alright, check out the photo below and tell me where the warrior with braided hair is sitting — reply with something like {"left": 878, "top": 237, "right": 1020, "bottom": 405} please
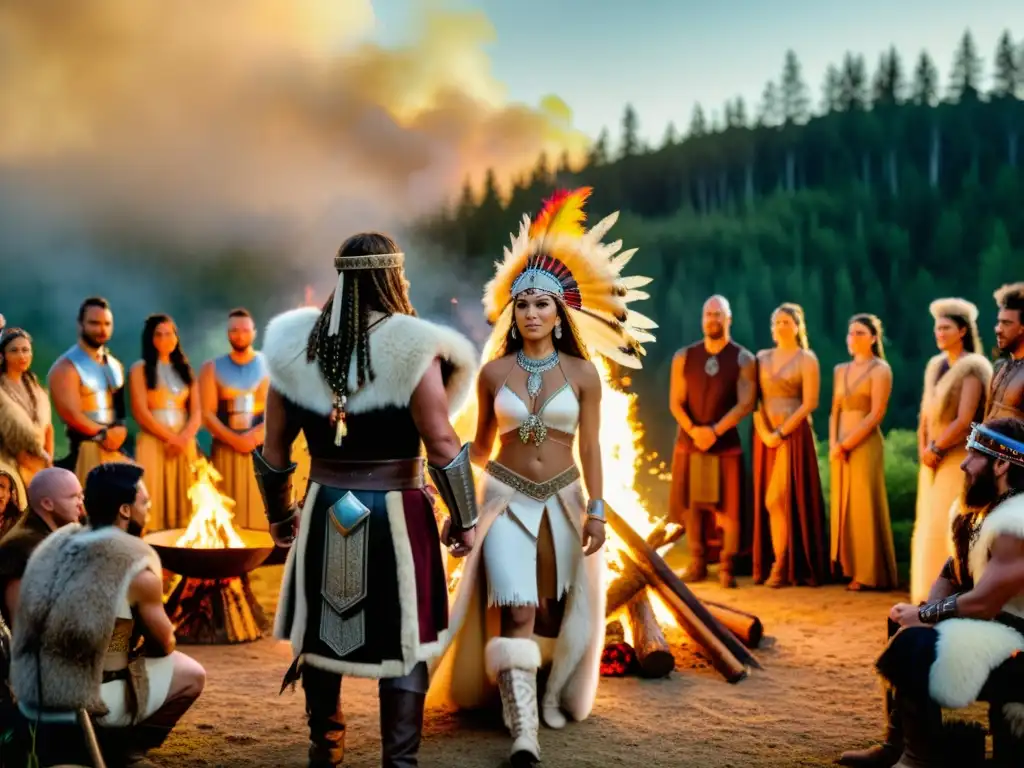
{"left": 254, "top": 232, "right": 479, "bottom": 767}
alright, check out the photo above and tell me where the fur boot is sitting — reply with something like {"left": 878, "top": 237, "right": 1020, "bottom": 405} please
{"left": 486, "top": 637, "right": 541, "bottom": 765}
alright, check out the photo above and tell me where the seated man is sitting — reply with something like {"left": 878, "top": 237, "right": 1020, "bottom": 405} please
{"left": 0, "top": 467, "right": 85, "bottom": 627}
{"left": 843, "top": 418, "right": 1024, "bottom": 767}
{"left": 10, "top": 462, "right": 206, "bottom": 766}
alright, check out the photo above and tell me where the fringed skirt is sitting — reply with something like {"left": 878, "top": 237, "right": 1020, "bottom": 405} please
{"left": 481, "top": 462, "right": 584, "bottom": 608}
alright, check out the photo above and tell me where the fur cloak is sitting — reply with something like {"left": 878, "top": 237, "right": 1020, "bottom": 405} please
{"left": 10, "top": 524, "right": 161, "bottom": 718}
{"left": 0, "top": 379, "right": 49, "bottom": 503}
{"left": 426, "top": 475, "right": 606, "bottom": 724}
{"left": 261, "top": 308, "right": 479, "bottom": 677}
{"left": 919, "top": 352, "right": 992, "bottom": 434}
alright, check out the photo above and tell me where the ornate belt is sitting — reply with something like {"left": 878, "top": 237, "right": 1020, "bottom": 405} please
{"left": 310, "top": 457, "right": 425, "bottom": 491}
{"left": 485, "top": 461, "right": 579, "bottom": 502}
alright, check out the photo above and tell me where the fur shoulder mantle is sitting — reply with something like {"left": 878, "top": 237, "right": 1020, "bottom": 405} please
{"left": 921, "top": 352, "right": 992, "bottom": 423}
{"left": 0, "top": 382, "right": 46, "bottom": 458}
{"left": 262, "top": 308, "right": 479, "bottom": 417}
{"left": 970, "top": 493, "right": 1024, "bottom": 580}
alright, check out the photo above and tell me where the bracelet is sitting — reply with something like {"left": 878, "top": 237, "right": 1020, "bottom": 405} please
{"left": 92, "top": 427, "right": 108, "bottom": 443}
{"left": 773, "top": 427, "right": 785, "bottom": 439}
{"left": 918, "top": 594, "right": 959, "bottom": 624}
{"left": 586, "top": 514, "right": 607, "bottom": 525}
{"left": 586, "top": 498, "right": 606, "bottom": 522}
{"left": 928, "top": 441, "right": 947, "bottom": 458}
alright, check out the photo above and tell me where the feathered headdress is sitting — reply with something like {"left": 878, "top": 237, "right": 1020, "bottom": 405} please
{"left": 481, "top": 187, "right": 657, "bottom": 368}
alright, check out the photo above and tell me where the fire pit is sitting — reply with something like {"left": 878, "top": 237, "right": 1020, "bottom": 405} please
{"left": 144, "top": 458, "right": 274, "bottom": 645}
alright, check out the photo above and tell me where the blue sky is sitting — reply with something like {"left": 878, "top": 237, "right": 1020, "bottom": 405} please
{"left": 370, "top": 0, "right": 1022, "bottom": 144}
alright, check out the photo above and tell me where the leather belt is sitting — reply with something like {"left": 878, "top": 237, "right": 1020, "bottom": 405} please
{"left": 310, "top": 457, "right": 425, "bottom": 491}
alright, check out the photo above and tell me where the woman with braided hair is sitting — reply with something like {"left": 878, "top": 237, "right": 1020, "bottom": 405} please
{"left": 255, "top": 232, "right": 480, "bottom": 767}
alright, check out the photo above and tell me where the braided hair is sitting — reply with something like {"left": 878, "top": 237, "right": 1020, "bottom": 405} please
{"left": 0, "top": 328, "right": 42, "bottom": 425}
{"left": 306, "top": 233, "right": 415, "bottom": 400}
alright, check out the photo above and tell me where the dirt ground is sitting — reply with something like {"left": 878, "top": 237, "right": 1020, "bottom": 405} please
{"left": 145, "top": 560, "right": 907, "bottom": 768}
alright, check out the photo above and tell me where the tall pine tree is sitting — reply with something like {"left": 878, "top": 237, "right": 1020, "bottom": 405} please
{"left": 872, "top": 46, "right": 905, "bottom": 106}
{"left": 758, "top": 81, "right": 781, "bottom": 126}
{"left": 911, "top": 51, "right": 940, "bottom": 105}
{"left": 689, "top": 104, "right": 708, "bottom": 137}
{"left": 949, "top": 30, "right": 984, "bottom": 101}
{"left": 993, "top": 30, "right": 1020, "bottom": 97}
{"left": 821, "top": 64, "right": 843, "bottom": 113}
{"left": 840, "top": 53, "right": 869, "bottom": 110}
{"left": 587, "top": 129, "right": 609, "bottom": 167}
{"left": 780, "top": 50, "right": 811, "bottom": 124}
{"left": 620, "top": 104, "right": 640, "bottom": 158}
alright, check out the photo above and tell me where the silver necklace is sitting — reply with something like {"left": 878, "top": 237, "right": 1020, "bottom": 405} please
{"left": 517, "top": 349, "right": 559, "bottom": 399}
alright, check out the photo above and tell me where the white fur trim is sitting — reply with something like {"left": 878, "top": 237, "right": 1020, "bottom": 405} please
{"left": 969, "top": 493, "right": 1024, "bottom": 584}
{"left": 928, "top": 619, "right": 1024, "bottom": 708}
{"left": 921, "top": 352, "right": 993, "bottom": 427}
{"left": 485, "top": 637, "right": 542, "bottom": 679}
{"left": 261, "top": 307, "right": 478, "bottom": 417}
{"left": 1004, "top": 703, "right": 1024, "bottom": 738}
{"left": 274, "top": 483, "right": 449, "bottom": 679}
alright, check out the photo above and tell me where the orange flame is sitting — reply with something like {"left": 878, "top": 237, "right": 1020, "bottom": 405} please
{"left": 174, "top": 456, "right": 246, "bottom": 549}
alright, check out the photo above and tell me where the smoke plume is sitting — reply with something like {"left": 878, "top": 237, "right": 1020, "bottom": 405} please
{"left": 0, "top": 0, "right": 588, "bottom": 310}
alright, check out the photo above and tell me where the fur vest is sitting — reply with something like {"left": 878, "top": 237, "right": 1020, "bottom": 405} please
{"left": 261, "top": 308, "right": 478, "bottom": 417}
{"left": 0, "top": 380, "right": 49, "bottom": 462}
{"left": 10, "top": 524, "right": 161, "bottom": 717}
{"left": 920, "top": 353, "right": 992, "bottom": 436}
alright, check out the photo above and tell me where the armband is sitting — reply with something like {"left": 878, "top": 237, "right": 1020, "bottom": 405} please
{"left": 586, "top": 498, "right": 606, "bottom": 523}
{"left": 91, "top": 428, "right": 108, "bottom": 443}
{"left": 918, "top": 595, "right": 959, "bottom": 625}
{"left": 428, "top": 443, "right": 479, "bottom": 530}
{"left": 252, "top": 449, "right": 298, "bottom": 526}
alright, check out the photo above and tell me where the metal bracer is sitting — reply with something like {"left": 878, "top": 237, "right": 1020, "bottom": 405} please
{"left": 427, "top": 442, "right": 479, "bottom": 530}
{"left": 252, "top": 448, "right": 299, "bottom": 526}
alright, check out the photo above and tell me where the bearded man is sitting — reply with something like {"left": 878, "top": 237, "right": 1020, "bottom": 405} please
{"left": 669, "top": 295, "right": 756, "bottom": 587}
{"left": 987, "top": 282, "right": 1024, "bottom": 422}
{"left": 840, "top": 417, "right": 1024, "bottom": 767}
{"left": 48, "top": 297, "right": 129, "bottom": 482}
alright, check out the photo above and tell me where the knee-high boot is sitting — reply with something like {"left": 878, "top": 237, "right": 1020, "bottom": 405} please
{"left": 892, "top": 692, "right": 947, "bottom": 768}
{"left": 379, "top": 664, "right": 428, "bottom": 768}
{"left": 302, "top": 667, "right": 345, "bottom": 767}
{"left": 838, "top": 686, "right": 902, "bottom": 767}
{"left": 486, "top": 637, "right": 541, "bottom": 766}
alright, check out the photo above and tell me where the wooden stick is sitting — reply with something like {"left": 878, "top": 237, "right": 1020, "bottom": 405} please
{"left": 703, "top": 601, "right": 764, "bottom": 649}
{"left": 606, "top": 507, "right": 756, "bottom": 681}
{"left": 77, "top": 708, "right": 107, "bottom": 768}
{"left": 626, "top": 592, "right": 675, "bottom": 678}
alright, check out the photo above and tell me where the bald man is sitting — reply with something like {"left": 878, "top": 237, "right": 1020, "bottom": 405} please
{"left": 0, "top": 467, "right": 84, "bottom": 626}
{"left": 669, "top": 295, "right": 756, "bottom": 587}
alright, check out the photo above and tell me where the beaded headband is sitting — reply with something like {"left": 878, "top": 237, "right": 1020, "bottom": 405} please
{"left": 333, "top": 252, "right": 405, "bottom": 271}
{"left": 328, "top": 252, "right": 405, "bottom": 336}
{"left": 966, "top": 422, "right": 1024, "bottom": 468}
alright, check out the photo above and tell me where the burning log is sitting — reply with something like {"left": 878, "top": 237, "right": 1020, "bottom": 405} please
{"left": 702, "top": 600, "right": 763, "bottom": 649}
{"left": 164, "top": 573, "right": 270, "bottom": 644}
{"left": 626, "top": 592, "right": 674, "bottom": 678}
{"left": 605, "top": 506, "right": 760, "bottom": 682}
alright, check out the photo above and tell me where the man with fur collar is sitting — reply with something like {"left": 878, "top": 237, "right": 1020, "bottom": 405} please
{"left": 11, "top": 462, "right": 206, "bottom": 767}
{"left": 844, "top": 418, "right": 1024, "bottom": 767}
{"left": 255, "top": 233, "right": 479, "bottom": 768}
{"left": 988, "top": 282, "right": 1024, "bottom": 422}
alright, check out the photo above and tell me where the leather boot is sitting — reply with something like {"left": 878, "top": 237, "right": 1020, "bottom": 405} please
{"left": 838, "top": 688, "right": 902, "bottom": 767}
{"left": 379, "top": 689, "right": 425, "bottom": 768}
{"left": 718, "top": 555, "right": 737, "bottom": 589}
{"left": 891, "top": 692, "right": 946, "bottom": 768}
{"left": 302, "top": 667, "right": 345, "bottom": 767}
{"left": 486, "top": 637, "right": 541, "bottom": 766}
{"left": 680, "top": 561, "right": 707, "bottom": 583}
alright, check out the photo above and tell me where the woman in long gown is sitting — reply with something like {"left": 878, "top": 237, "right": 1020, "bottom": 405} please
{"left": 429, "top": 188, "right": 656, "bottom": 767}
{"left": 0, "top": 328, "right": 53, "bottom": 501}
{"left": 829, "top": 313, "right": 898, "bottom": 591}
{"left": 752, "top": 303, "right": 828, "bottom": 588}
{"left": 909, "top": 298, "right": 991, "bottom": 603}
{"left": 129, "top": 314, "right": 202, "bottom": 531}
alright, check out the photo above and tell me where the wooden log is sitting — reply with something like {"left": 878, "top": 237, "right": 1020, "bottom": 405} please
{"left": 606, "top": 560, "right": 648, "bottom": 616}
{"left": 605, "top": 506, "right": 760, "bottom": 681}
{"left": 626, "top": 592, "right": 675, "bottom": 678}
{"left": 703, "top": 601, "right": 763, "bottom": 649}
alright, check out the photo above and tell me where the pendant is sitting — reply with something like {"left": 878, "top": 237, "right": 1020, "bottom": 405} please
{"left": 518, "top": 414, "right": 547, "bottom": 446}
{"left": 526, "top": 371, "right": 543, "bottom": 399}
{"left": 704, "top": 356, "right": 720, "bottom": 377}
{"left": 330, "top": 394, "right": 348, "bottom": 447}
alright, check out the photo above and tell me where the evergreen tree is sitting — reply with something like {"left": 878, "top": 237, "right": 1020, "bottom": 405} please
{"left": 780, "top": 50, "right": 811, "bottom": 124}
{"left": 840, "top": 53, "right": 869, "bottom": 110}
{"left": 911, "top": 51, "right": 940, "bottom": 105}
{"left": 662, "top": 122, "right": 679, "bottom": 148}
{"left": 992, "top": 30, "right": 1020, "bottom": 97}
{"left": 557, "top": 150, "right": 573, "bottom": 174}
{"left": 821, "top": 64, "right": 843, "bottom": 113}
{"left": 689, "top": 103, "right": 708, "bottom": 137}
{"left": 733, "top": 97, "right": 748, "bottom": 127}
{"left": 530, "top": 152, "right": 551, "bottom": 186}
{"left": 587, "top": 128, "right": 609, "bottom": 167}
{"left": 949, "top": 30, "right": 984, "bottom": 101}
{"left": 620, "top": 104, "right": 640, "bottom": 158}
{"left": 457, "top": 177, "right": 475, "bottom": 219}
{"left": 758, "top": 81, "right": 781, "bottom": 126}
{"left": 872, "top": 46, "right": 905, "bottom": 106}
